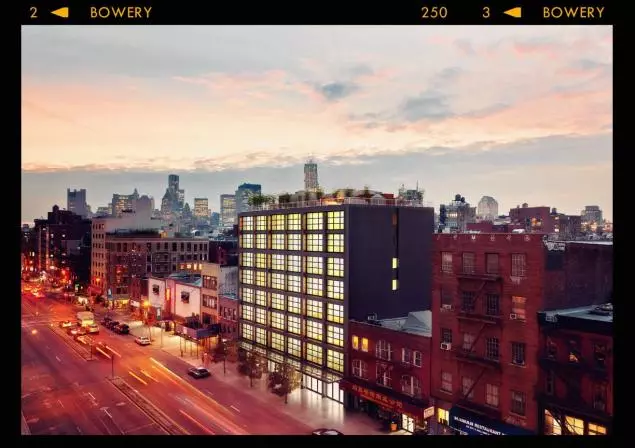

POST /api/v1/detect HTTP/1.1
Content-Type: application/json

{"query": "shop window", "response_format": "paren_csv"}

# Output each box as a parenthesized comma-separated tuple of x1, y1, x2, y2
(376, 364, 391, 388)
(486, 337, 500, 361)
(486, 384, 499, 408)
(376, 340, 392, 360)
(511, 390, 526, 416)
(441, 252, 453, 273)
(461, 377, 474, 400)
(511, 342, 526, 366)
(564, 416, 584, 435)
(588, 423, 607, 436)
(544, 410, 562, 435)
(437, 408, 449, 426)
(511, 253, 526, 277)
(440, 371, 452, 393)
(352, 359, 367, 379)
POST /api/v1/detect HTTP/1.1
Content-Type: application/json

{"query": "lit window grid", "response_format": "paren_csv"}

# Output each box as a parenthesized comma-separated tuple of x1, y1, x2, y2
(327, 211, 344, 230)
(287, 337, 301, 357)
(271, 273, 285, 290)
(271, 234, 285, 250)
(256, 233, 267, 249)
(271, 293, 285, 310)
(256, 270, 267, 287)
(287, 255, 301, 271)
(241, 269, 254, 285)
(327, 234, 344, 253)
(270, 332, 285, 351)
(255, 307, 267, 325)
(287, 296, 302, 314)
(327, 257, 344, 277)
(271, 254, 285, 271)
(242, 305, 254, 321)
(306, 212, 324, 231)
(256, 327, 267, 345)
(241, 216, 254, 231)
(327, 303, 344, 324)
(256, 215, 267, 231)
(306, 299, 323, 319)
(256, 253, 266, 268)
(287, 233, 301, 251)
(241, 323, 254, 341)
(287, 315, 302, 335)
(241, 287, 254, 303)
(306, 277, 324, 297)
(270, 311, 285, 330)
(306, 320, 323, 342)
(287, 214, 301, 230)
(287, 275, 302, 293)
(305, 342, 323, 365)
(241, 234, 253, 249)
(241, 252, 254, 267)
(306, 256, 324, 275)
(327, 349, 344, 372)
(271, 214, 285, 231)
(255, 289, 267, 306)
(327, 279, 344, 300)
(306, 234, 323, 252)
(327, 325, 344, 347)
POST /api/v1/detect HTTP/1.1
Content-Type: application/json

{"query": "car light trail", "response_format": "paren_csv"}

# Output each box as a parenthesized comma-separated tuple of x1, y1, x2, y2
(139, 369, 159, 382)
(128, 371, 148, 386)
(178, 409, 215, 435)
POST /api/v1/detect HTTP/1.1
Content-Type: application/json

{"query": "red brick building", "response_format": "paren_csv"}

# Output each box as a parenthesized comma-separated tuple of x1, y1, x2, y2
(509, 204, 555, 233)
(537, 303, 612, 435)
(340, 312, 433, 434)
(218, 293, 238, 338)
(430, 234, 612, 436)
(466, 222, 524, 233)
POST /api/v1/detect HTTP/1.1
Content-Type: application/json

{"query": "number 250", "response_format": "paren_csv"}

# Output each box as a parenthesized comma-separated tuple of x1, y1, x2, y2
(422, 6, 448, 19)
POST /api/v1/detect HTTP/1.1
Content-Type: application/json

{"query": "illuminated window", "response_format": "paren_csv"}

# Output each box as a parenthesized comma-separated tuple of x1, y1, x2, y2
(287, 214, 301, 230)
(287, 255, 301, 272)
(269, 234, 283, 250)
(326, 257, 343, 277)
(352, 359, 367, 379)
(287, 275, 301, 293)
(511, 253, 527, 277)
(306, 321, 323, 341)
(306, 343, 323, 365)
(256, 253, 266, 268)
(256, 233, 267, 249)
(241, 269, 253, 285)
(270, 311, 285, 330)
(287, 315, 301, 335)
(392, 279, 398, 290)
(240, 216, 254, 231)
(564, 416, 584, 435)
(255, 290, 267, 306)
(256, 327, 267, 345)
(306, 256, 323, 275)
(437, 408, 449, 425)
(306, 234, 323, 252)
(306, 277, 323, 296)
(241, 323, 254, 341)
(241, 252, 254, 267)
(327, 303, 344, 323)
(256, 215, 267, 231)
(287, 337, 301, 357)
(361, 337, 369, 352)
(327, 279, 344, 300)
(242, 305, 254, 321)
(241, 234, 253, 249)
(327, 211, 344, 230)
(327, 325, 344, 347)
(271, 254, 285, 271)
(306, 212, 324, 230)
(270, 293, 285, 311)
(392, 258, 398, 269)
(544, 410, 562, 435)
(241, 287, 254, 303)
(511, 296, 527, 320)
(287, 233, 301, 251)
(256, 271, 267, 287)
(306, 299, 323, 319)
(511, 391, 526, 416)
(441, 252, 453, 273)
(327, 234, 344, 253)
(255, 307, 267, 325)
(271, 214, 285, 231)
(352, 335, 359, 350)
(327, 350, 344, 372)
(287, 296, 301, 314)
(270, 332, 285, 352)
(588, 423, 607, 436)
(271, 273, 285, 290)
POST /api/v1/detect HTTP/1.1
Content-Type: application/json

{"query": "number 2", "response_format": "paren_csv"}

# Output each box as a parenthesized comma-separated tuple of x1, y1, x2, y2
(482, 6, 490, 18)
(30, 6, 38, 18)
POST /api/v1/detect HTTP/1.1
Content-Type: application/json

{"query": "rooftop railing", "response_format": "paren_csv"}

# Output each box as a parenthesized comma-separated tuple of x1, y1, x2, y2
(247, 197, 433, 212)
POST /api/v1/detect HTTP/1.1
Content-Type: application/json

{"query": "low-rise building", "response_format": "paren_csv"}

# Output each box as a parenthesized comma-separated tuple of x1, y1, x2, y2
(219, 293, 239, 338)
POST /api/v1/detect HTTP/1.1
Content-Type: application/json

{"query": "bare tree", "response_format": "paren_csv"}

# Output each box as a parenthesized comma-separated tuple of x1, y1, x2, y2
(267, 362, 301, 404)
(213, 338, 238, 375)
(237, 351, 265, 388)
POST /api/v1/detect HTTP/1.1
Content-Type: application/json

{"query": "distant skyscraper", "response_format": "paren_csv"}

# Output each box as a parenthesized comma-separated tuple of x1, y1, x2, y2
(304, 159, 319, 192)
(477, 196, 499, 221)
(111, 189, 139, 217)
(581, 205, 603, 225)
(162, 174, 183, 216)
(210, 212, 220, 229)
(235, 183, 262, 215)
(439, 194, 476, 232)
(193, 198, 210, 219)
(220, 194, 237, 228)
(168, 174, 180, 193)
(67, 188, 88, 218)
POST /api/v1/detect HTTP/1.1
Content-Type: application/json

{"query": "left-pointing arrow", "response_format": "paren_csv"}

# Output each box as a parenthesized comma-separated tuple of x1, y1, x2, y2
(51, 7, 69, 18)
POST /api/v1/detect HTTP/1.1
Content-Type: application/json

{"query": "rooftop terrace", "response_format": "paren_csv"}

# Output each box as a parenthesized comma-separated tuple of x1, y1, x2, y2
(247, 197, 433, 212)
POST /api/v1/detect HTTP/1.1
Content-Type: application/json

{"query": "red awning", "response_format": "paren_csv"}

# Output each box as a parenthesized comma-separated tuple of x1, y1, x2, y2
(340, 378, 427, 420)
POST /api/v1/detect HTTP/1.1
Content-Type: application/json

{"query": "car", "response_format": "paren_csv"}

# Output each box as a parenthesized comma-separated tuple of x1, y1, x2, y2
(101, 317, 112, 326)
(59, 320, 73, 328)
(75, 327, 87, 337)
(68, 326, 81, 336)
(187, 367, 211, 379)
(135, 336, 151, 346)
(86, 324, 99, 334)
(312, 429, 344, 436)
(107, 321, 120, 330)
(116, 324, 130, 334)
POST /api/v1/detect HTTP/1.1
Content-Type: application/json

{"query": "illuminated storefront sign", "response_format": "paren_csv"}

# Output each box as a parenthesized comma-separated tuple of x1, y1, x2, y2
(350, 384, 404, 412)
(449, 407, 534, 436)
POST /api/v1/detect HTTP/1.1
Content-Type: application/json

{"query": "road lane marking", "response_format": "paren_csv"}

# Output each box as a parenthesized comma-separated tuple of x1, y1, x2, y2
(101, 407, 113, 419)
(22, 393, 32, 399)
(178, 409, 215, 435)
(116, 402, 126, 407)
(55, 356, 62, 363)
(27, 417, 39, 424)
(57, 399, 64, 408)
(124, 422, 157, 434)
(128, 371, 148, 386)
(229, 405, 240, 413)
(88, 393, 96, 401)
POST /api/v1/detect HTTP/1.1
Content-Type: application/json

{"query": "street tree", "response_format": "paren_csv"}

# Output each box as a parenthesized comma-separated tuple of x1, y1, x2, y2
(213, 338, 237, 375)
(237, 351, 265, 388)
(267, 362, 301, 404)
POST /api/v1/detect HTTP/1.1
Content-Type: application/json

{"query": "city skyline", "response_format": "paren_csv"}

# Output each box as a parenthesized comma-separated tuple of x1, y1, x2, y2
(22, 26, 612, 222)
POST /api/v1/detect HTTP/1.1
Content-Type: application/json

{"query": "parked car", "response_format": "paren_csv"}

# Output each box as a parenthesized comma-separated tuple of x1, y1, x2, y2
(135, 336, 151, 346)
(86, 324, 99, 334)
(101, 317, 111, 326)
(187, 366, 211, 379)
(107, 321, 120, 330)
(312, 429, 344, 435)
(59, 320, 73, 328)
(116, 324, 130, 334)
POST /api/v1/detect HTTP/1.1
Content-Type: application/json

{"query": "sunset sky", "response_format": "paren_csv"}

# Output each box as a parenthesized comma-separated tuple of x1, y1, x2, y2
(21, 25, 612, 223)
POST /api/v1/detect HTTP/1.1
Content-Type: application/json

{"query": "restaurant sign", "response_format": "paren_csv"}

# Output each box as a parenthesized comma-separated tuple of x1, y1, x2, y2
(350, 384, 404, 413)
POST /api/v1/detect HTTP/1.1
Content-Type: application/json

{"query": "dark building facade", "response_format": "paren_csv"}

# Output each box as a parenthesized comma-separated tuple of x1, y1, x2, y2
(208, 239, 238, 266)
(430, 234, 612, 436)
(219, 293, 239, 338)
(509, 204, 555, 233)
(237, 202, 434, 404)
(553, 214, 583, 240)
(537, 304, 612, 436)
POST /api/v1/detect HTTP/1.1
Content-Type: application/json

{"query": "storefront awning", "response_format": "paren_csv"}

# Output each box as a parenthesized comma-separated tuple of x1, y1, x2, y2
(449, 406, 535, 435)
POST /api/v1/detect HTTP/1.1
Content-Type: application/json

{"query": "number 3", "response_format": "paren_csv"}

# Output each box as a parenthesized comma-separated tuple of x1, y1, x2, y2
(30, 6, 38, 18)
(482, 6, 490, 18)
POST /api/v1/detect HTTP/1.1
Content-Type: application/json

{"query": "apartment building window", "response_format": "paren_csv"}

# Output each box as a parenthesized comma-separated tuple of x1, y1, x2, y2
(255, 215, 267, 231)
(376, 364, 392, 387)
(462, 332, 475, 351)
(326, 279, 344, 300)
(376, 340, 392, 360)
(511, 342, 526, 366)
(287, 255, 301, 272)
(255, 308, 267, 325)
(241, 234, 253, 249)
(461, 291, 476, 313)
(256, 271, 267, 287)
(511, 253, 527, 277)
(306, 343, 323, 365)
(306, 320, 323, 341)
(271, 234, 285, 250)
(568, 339, 581, 363)
(401, 376, 421, 397)
(486, 253, 499, 274)
(485, 294, 500, 316)
(271, 254, 285, 271)
(241, 287, 254, 303)
(287, 296, 301, 315)
(240, 216, 254, 231)
(441, 372, 452, 393)
(352, 359, 368, 379)
(255, 327, 267, 345)
(441, 252, 453, 273)
(462, 252, 475, 274)
(462, 377, 475, 399)
(392, 258, 398, 269)
(241, 323, 254, 341)
(287, 337, 301, 358)
(412, 350, 422, 367)
(287, 214, 301, 230)
(255, 290, 267, 306)
(594, 343, 607, 368)
(441, 328, 453, 344)
(593, 382, 608, 412)
(241, 269, 254, 285)
(306, 234, 323, 252)
(352, 335, 359, 350)
(287, 275, 301, 293)
(306, 299, 323, 319)
(271, 214, 285, 231)
(287, 316, 301, 335)
(241, 305, 254, 321)
(511, 391, 526, 416)
(287, 234, 301, 251)
(241, 252, 254, 267)
(588, 423, 607, 436)
(270, 312, 285, 330)
(545, 370, 555, 396)
(327, 350, 344, 372)
(481, 384, 499, 408)
(441, 288, 453, 308)
(306, 212, 324, 230)
(306, 256, 323, 275)
(327, 325, 344, 347)
(327, 211, 344, 230)
(392, 279, 398, 291)
(271, 273, 285, 290)
(271, 293, 285, 310)
(486, 337, 500, 361)
(327, 234, 344, 253)
(255, 233, 266, 249)
(511, 296, 527, 320)
(251, 254, 264, 270)
(402, 348, 413, 364)
(270, 332, 285, 352)
(327, 303, 344, 324)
